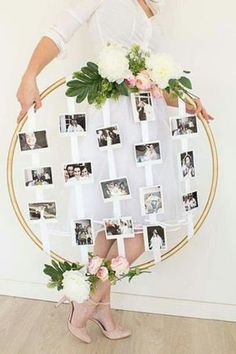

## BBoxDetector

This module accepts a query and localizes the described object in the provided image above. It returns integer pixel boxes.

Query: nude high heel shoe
[56,296,92,344]
[87,298,132,340]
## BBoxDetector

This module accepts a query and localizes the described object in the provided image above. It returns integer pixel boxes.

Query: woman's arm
[162,89,215,122]
[16,37,60,123]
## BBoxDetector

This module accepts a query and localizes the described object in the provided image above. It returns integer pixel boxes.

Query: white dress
[45,0,187,234]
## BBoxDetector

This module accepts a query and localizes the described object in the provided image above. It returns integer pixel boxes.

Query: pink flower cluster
[125,70,163,98]
[87,255,130,282]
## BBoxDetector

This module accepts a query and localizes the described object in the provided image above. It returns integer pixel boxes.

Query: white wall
[1,0,236,321]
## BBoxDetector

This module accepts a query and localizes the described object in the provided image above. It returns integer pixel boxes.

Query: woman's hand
[186,97,215,123]
[16,74,42,123]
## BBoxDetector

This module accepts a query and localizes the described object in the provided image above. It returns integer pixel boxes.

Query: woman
[16,0,214,344]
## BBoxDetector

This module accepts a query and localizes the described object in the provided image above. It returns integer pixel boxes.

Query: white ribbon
[26,107,51,253]
[178,97,194,240]
[102,99,126,257]
[66,91,88,264]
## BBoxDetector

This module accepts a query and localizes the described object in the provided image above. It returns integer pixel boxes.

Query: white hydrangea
[98,43,131,83]
[62,270,90,303]
[146,53,183,89]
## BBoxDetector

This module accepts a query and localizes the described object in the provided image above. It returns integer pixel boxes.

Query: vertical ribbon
[178,97,194,240]
[27,107,51,254]
[66,87,88,264]
[102,100,126,257]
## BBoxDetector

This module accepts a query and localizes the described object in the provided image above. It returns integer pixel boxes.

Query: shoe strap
[87,298,110,306]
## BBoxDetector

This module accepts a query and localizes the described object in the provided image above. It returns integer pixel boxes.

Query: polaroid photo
[143,223,167,251]
[100,176,131,202]
[182,191,199,212]
[103,216,135,240]
[59,113,87,136]
[18,130,48,152]
[24,166,53,188]
[134,141,162,167]
[169,115,198,139]
[72,219,94,246]
[131,91,155,122]
[63,162,94,185]
[140,185,164,216]
[28,201,57,223]
[178,150,196,180]
[96,124,122,150]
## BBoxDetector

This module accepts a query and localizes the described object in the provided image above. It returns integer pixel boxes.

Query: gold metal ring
[7,78,218,270]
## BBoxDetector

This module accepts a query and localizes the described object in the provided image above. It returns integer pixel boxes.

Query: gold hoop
[7,78,218,270]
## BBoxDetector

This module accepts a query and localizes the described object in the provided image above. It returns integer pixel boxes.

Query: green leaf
[179,76,192,89]
[116,82,129,96]
[87,61,99,72]
[66,87,81,97]
[66,80,80,88]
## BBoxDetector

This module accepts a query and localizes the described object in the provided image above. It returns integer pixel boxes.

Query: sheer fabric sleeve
[43,0,103,58]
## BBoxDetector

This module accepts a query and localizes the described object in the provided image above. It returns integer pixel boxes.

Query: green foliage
[66,62,130,108]
[127,44,149,76]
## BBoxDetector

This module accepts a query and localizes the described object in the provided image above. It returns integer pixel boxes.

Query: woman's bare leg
[91,232,145,330]
[71,229,115,328]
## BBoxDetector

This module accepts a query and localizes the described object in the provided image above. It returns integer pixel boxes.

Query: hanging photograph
[100,177,131,202]
[72,219,94,246]
[59,113,87,135]
[24,166,53,187]
[103,217,135,239]
[143,223,167,251]
[96,124,122,150]
[140,185,164,215]
[28,202,57,222]
[63,162,94,185]
[134,141,162,166]
[131,91,155,122]
[170,115,198,138]
[178,150,196,180]
[182,191,199,212]
[18,130,48,151]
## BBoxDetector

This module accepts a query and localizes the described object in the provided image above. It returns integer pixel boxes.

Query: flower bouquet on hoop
[65,42,197,108]
[43,252,150,303]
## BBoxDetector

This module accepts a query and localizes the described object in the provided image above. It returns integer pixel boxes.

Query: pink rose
[87,256,103,275]
[125,75,136,88]
[111,256,130,275]
[96,266,109,281]
[150,84,163,99]
[135,70,152,90]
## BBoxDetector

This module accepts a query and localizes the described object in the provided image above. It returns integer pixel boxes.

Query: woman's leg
[91,232,145,330]
[71,229,115,328]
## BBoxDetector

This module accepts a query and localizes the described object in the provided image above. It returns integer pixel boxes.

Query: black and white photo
[140,185,164,215]
[28,202,56,222]
[143,224,167,251]
[170,115,198,138]
[178,150,196,180]
[131,91,155,122]
[72,219,94,246]
[134,141,162,166]
[100,177,131,202]
[24,167,53,187]
[19,130,48,151]
[96,124,121,149]
[59,113,87,135]
[103,217,135,239]
[182,191,199,212]
[63,162,93,184]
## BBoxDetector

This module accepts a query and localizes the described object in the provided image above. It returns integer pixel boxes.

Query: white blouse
[44,0,162,57]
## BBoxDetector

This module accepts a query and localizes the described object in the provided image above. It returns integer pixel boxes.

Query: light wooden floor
[0,295,235,354]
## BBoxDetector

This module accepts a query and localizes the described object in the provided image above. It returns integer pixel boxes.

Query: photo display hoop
[7,78,218,270]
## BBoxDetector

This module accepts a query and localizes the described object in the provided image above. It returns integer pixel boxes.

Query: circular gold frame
[7,78,218,270]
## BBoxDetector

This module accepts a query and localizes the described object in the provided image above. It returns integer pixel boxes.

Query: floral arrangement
[44,252,150,303]
[65,42,195,108]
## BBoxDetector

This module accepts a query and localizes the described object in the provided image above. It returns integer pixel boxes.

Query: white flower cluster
[98,43,131,83]
[146,53,183,89]
[62,270,90,303]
